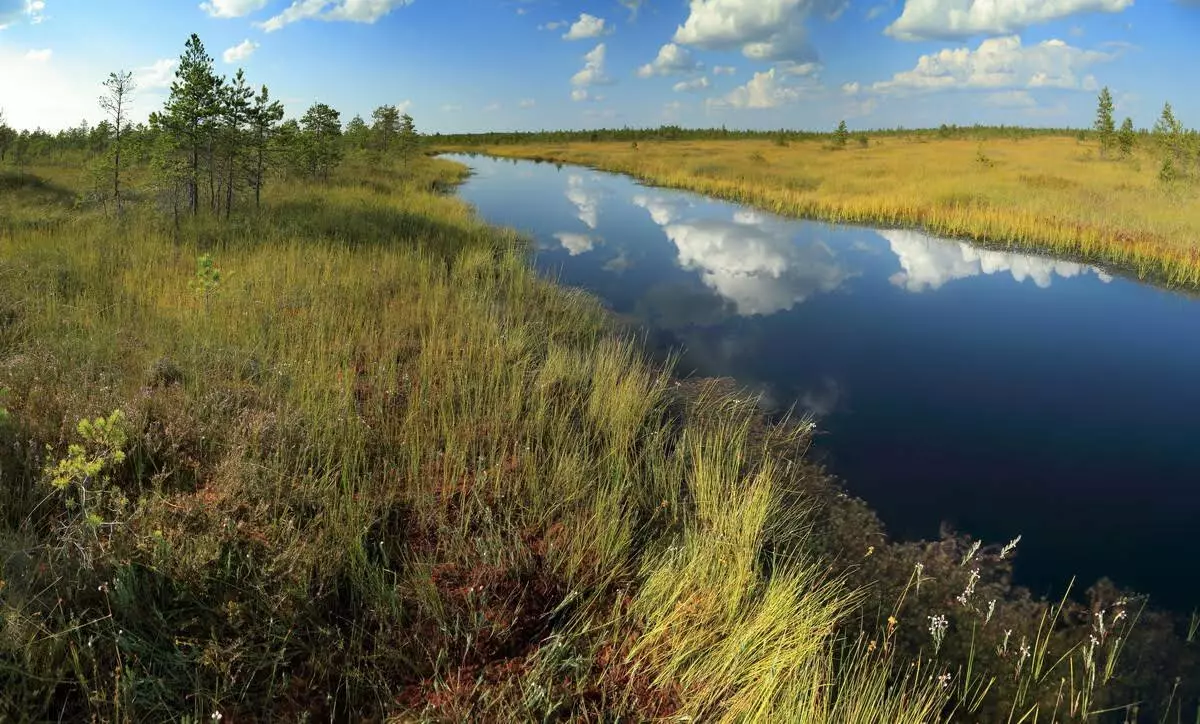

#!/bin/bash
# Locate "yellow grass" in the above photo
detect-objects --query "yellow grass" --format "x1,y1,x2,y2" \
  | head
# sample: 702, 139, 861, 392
454, 136, 1200, 288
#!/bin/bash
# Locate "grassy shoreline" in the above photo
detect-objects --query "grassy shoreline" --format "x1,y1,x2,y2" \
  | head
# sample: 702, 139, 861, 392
1, 154, 1193, 720
441, 137, 1200, 290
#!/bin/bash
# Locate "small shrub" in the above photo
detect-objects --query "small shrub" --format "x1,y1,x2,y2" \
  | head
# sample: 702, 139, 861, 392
975, 144, 995, 168
189, 253, 221, 303
857, 133, 869, 148
748, 151, 767, 164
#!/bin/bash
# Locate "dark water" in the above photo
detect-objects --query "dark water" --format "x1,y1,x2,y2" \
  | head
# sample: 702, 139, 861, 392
448, 153, 1200, 609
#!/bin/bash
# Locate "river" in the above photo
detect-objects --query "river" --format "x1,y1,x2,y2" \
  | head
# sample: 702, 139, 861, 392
447, 152, 1200, 609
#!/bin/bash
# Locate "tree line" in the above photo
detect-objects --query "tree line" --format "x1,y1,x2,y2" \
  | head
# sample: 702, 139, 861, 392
0, 33, 421, 217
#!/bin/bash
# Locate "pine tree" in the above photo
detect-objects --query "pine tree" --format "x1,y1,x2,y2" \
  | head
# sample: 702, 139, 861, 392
1117, 117, 1135, 159
398, 112, 418, 164
99, 71, 135, 213
247, 85, 284, 210
1095, 87, 1115, 158
219, 69, 254, 218
833, 120, 849, 149
345, 114, 370, 152
160, 34, 221, 215
299, 102, 343, 181
370, 105, 401, 155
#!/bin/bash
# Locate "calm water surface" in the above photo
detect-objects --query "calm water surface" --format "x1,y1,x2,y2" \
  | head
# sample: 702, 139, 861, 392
448, 153, 1200, 609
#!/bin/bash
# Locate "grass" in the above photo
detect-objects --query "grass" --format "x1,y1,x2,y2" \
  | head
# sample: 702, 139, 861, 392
442, 135, 1200, 289
0, 152, 1190, 721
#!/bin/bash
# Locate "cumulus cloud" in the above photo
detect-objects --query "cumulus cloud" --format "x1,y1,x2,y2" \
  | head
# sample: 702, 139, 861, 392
0, 0, 43, 28
260, 0, 414, 32
882, 229, 1110, 291
553, 232, 598, 255
200, 0, 269, 18
519, 98, 536, 108
571, 43, 613, 96
222, 39, 259, 64
564, 12, 610, 39
673, 76, 711, 92
24, 47, 51, 62
868, 36, 1111, 94
841, 81, 861, 94
538, 20, 567, 30
886, 0, 1133, 41
713, 65, 737, 75
637, 43, 702, 77
673, 0, 848, 63
619, 0, 644, 20
707, 67, 807, 109
136, 59, 178, 90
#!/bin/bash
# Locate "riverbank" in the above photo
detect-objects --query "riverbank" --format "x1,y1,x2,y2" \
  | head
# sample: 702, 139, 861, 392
440, 136, 1200, 289
0, 154, 1191, 720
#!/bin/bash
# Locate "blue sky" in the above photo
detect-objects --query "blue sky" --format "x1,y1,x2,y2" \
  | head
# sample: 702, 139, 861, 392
1, 0, 1197, 133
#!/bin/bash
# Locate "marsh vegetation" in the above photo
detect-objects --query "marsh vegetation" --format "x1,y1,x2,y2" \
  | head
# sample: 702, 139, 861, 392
1, 35, 1197, 721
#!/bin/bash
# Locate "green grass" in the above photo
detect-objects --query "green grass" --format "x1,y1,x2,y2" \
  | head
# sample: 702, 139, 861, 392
0, 153, 1186, 721
446, 135, 1200, 289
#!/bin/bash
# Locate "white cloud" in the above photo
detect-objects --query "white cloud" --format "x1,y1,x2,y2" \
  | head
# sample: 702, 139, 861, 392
200, 0, 269, 18
441, 103, 462, 112
571, 43, 613, 89
868, 36, 1111, 94
713, 65, 737, 75
665, 210, 852, 315
1, 0, 43, 28
222, 39, 259, 64
538, 20, 567, 30
983, 89, 1036, 107
553, 232, 598, 255
673, 76, 711, 92
886, 0, 1133, 41
519, 98, 536, 108
24, 48, 51, 62
619, 0, 644, 19
136, 58, 178, 90
673, 0, 848, 63
484, 102, 501, 111
637, 43, 702, 77
841, 81, 860, 94
882, 230, 1108, 291
260, 0, 414, 32
707, 67, 805, 109
564, 12, 610, 39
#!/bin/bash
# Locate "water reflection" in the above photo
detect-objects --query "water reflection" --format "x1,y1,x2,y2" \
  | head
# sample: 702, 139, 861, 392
552, 231, 598, 256
632, 193, 853, 316
450, 153, 1200, 607
566, 174, 603, 229
882, 230, 1113, 292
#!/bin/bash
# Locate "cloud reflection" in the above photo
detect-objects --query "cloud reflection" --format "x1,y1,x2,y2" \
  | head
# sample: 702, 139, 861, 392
662, 210, 853, 316
883, 230, 1112, 291
566, 174, 603, 229
552, 232, 598, 256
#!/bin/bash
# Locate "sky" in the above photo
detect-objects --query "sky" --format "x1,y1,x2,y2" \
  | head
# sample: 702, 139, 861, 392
1, 0, 1198, 134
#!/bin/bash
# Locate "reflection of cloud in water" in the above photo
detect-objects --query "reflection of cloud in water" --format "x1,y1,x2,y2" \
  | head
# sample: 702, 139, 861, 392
566, 174, 602, 229
664, 213, 852, 316
603, 249, 631, 273
883, 230, 1112, 292
632, 194, 690, 226
553, 232, 598, 256
800, 377, 841, 418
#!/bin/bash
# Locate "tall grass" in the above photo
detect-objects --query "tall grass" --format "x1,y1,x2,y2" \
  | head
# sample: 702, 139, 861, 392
0, 155, 960, 720
453, 136, 1200, 289
1, 150, 1181, 719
